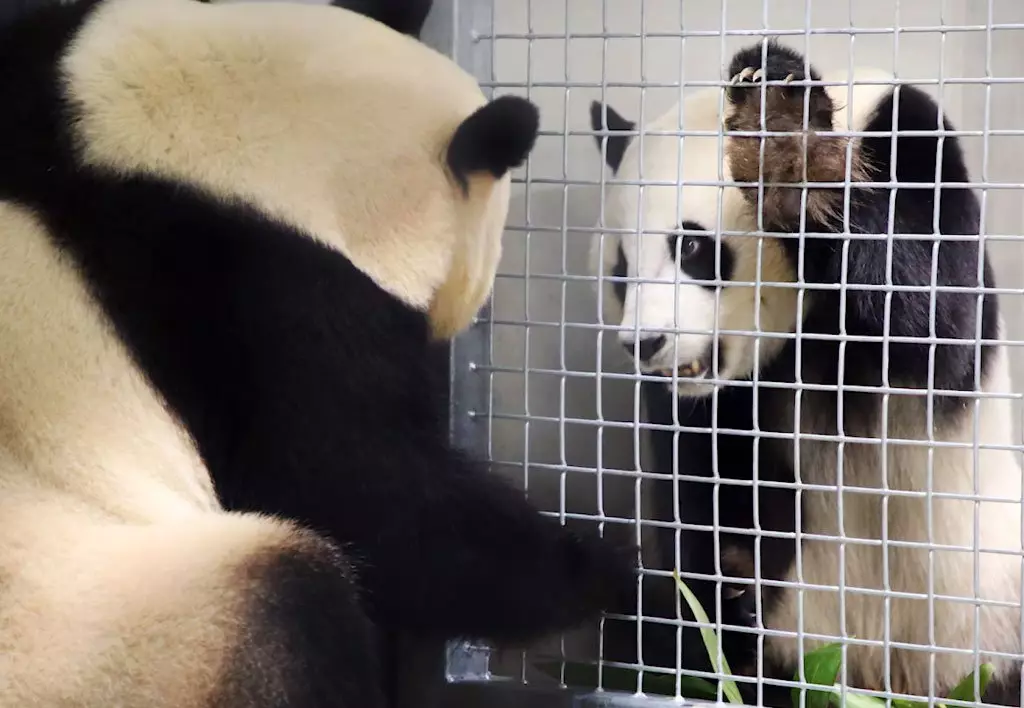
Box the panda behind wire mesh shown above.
[591,39,1023,704]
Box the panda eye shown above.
[674,234,701,261]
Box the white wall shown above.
[480,0,1024,664]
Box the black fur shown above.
[626,335,665,363]
[672,220,735,287]
[610,244,627,303]
[725,40,825,119]
[217,537,386,708]
[721,40,997,411]
[590,100,635,173]
[0,0,637,699]
[196,0,434,37]
[331,0,433,38]
[598,41,1007,705]
[447,95,540,194]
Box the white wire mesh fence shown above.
[444,1,1024,706]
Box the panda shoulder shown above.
[820,67,897,133]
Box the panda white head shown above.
[590,91,800,398]
[58,0,537,342]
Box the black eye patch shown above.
[667,220,734,289]
[611,243,627,304]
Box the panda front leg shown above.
[723,41,866,236]
[723,40,989,394]
[336,445,640,647]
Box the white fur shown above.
[593,68,896,398]
[594,67,1024,696]
[592,84,799,398]
[765,335,1023,693]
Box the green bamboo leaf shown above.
[828,685,888,708]
[791,642,843,708]
[672,570,745,705]
[946,663,994,704]
[891,700,930,708]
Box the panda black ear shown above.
[330,0,433,38]
[194,0,433,38]
[446,95,540,195]
[589,101,635,173]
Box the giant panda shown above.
[590,40,1023,704]
[0,0,637,704]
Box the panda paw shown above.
[718,544,761,629]
[723,41,864,227]
[723,584,759,630]
[729,65,798,86]
[724,42,830,127]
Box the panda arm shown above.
[839,192,987,392]
[724,42,988,392]
[225,422,637,646]
[723,42,870,234]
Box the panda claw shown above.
[731,67,799,90]
[724,587,746,600]
[731,66,756,84]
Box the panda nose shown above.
[623,335,666,363]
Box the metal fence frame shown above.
[416,2,708,706]
[415,2,613,705]
[420,1,1024,707]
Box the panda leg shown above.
[332,446,640,647]
[723,41,869,230]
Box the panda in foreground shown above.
[591,40,1023,703]
[0,0,637,705]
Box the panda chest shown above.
[761,387,931,540]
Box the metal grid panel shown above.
[443,1,1024,706]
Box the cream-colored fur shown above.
[594,71,1023,696]
[764,334,1023,696]
[0,202,331,706]
[64,0,512,340]
[0,202,214,526]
